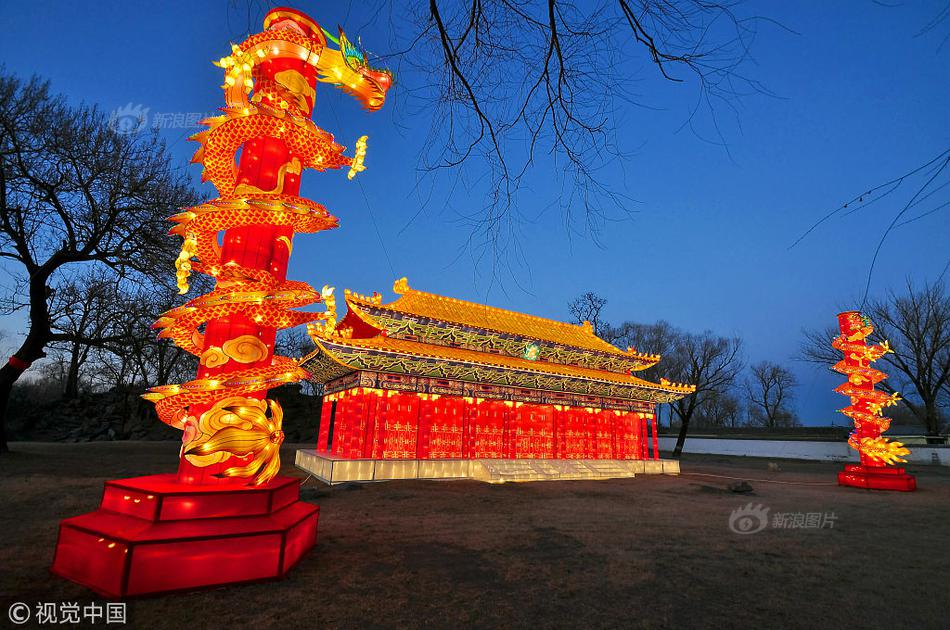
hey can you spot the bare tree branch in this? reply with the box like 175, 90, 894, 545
745, 360, 798, 428
388, 0, 771, 272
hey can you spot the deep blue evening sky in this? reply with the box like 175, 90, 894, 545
1, 1, 947, 425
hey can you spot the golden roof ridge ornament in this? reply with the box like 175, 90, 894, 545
369, 278, 653, 359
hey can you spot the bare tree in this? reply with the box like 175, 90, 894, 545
275, 327, 320, 396
693, 388, 743, 429
92, 283, 198, 392
608, 319, 681, 428
573, 314, 742, 439
606, 320, 679, 370
47, 270, 126, 398
745, 360, 798, 429
275, 326, 314, 360
0, 72, 196, 452
568, 291, 609, 337
665, 331, 743, 456
801, 281, 950, 439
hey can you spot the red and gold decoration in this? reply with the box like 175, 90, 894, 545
833, 311, 916, 491
52, 7, 392, 596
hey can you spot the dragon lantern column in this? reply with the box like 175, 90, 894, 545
50, 6, 392, 597
178, 10, 323, 485
833, 311, 916, 491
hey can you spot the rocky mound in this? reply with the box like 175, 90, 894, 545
8, 384, 322, 443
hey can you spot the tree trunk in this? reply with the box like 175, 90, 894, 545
0, 271, 54, 454
672, 416, 691, 458
0, 344, 45, 453
64, 341, 82, 399
925, 401, 943, 444
0, 366, 13, 453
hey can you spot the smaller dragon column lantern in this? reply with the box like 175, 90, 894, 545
832, 311, 916, 491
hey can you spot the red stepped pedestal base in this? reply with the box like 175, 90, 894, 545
838, 464, 917, 492
51, 474, 319, 597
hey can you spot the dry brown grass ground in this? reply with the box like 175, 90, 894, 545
1, 441, 947, 629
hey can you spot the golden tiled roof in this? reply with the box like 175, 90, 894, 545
345, 277, 658, 361
311, 333, 694, 396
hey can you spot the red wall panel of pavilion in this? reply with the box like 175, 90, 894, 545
383, 392, 420, 458
613, 412, 640, 459
426, 396, 465, 458
510, 404, 555, 459
318, 390, 656, 461
561, 408, 589, 459
471, 400, 506, 458
593, 411, 614, 459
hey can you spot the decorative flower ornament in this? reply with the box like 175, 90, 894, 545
183, 397, 286, 485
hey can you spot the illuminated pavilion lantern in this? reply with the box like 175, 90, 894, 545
51, 7, 392, 596
296, 278, 696, 483
833, 311, 916, 491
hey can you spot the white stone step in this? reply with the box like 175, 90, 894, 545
471, 458, 639, 483
294, 450, 677, 484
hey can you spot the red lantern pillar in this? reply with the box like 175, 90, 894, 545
642, 413, 651, 459
651, 413, 659, 460
179, 98, 312, 484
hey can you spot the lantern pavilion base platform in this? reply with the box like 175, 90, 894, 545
51, 474, 319, 598
296, 449, 679, 485
838, 464, 917, 492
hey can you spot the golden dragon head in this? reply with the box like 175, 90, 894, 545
317, 28, 393, 111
